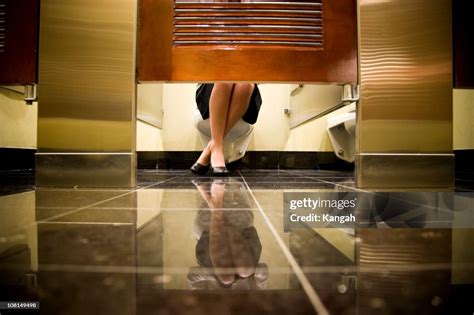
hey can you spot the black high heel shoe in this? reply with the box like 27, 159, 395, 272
210, 166, 229, 177
190, 162, 210, 175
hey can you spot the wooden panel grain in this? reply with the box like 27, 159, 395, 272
139, 0, 173, 82
139, 0, 357, 83
174, 2, 322, 11
0, 0, 39, 85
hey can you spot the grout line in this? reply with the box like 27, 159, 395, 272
37, 206, 260, 211
237, 170, 329, 315
37, 176, 182, 223
135, 188, 250, 191
37, 222, 133, 225
14, 262, 469, 275
280, 170, 449, 215
280, 169, 365, 193
281, 170, 460, 211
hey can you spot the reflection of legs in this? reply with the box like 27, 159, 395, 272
193, 182, 212, 206
208, 182, 255, 279
208, 182, 235, 286
209, 210, 235, 286
227, 225, 256, 278
196, 180, 256, 285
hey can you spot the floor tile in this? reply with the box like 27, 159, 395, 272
1, 169, 473, 315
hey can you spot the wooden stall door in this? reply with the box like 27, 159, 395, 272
139, 0, 357, 83
0, 0, 39, 85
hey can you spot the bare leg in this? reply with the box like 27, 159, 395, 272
209, 83, 254, 167
195, 142, 212, 166
195, 83, 254, 167
195, 83, 233, 167
209, 83, 233, 167
224, 83, 254, 135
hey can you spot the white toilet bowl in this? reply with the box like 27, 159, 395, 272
193, 109, 254, 163
327, 104, 356, 163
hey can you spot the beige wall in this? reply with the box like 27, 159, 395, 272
453, 89, 474, 150
0, 88, 37, 149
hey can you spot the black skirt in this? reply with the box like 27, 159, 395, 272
195, 84, 262, 125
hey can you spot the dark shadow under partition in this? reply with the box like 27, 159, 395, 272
0, 149, 351, 171
0, 148, 36, 170
137, 151, 354, 171
455, 150, 474, 177
455, 150, 474, 190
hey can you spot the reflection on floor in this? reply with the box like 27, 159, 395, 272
0, 169, 473, 315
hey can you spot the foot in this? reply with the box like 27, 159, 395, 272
210, 143, 226, 168
210, 166, 229, 177
190, 162, 210, 175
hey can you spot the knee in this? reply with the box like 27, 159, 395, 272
235, 83, 254, 96
214, 83, 234, 93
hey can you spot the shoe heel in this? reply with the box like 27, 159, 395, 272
190, 163, 210, 175
211, 166, 229, 177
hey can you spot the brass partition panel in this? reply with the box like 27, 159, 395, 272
37, 0, 137, 187
357, 0, 454, 188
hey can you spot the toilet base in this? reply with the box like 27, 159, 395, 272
327, 105, 356, 163
193, 109, 254, 163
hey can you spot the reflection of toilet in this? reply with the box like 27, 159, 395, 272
327, 103, 356, 163
193, 109, 254, 163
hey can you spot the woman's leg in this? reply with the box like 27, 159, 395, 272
207, 83, 254, 167
195, 83, 254, 168
224, 83, 254, 135
195, 83, 234, 166
208, 83, 234, 167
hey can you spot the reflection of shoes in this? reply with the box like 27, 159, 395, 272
211, 179, 227, 185
191, 179, 212, 189
190, 163, 210, 175
211, 166, 229, 177
214, 272, 235, 288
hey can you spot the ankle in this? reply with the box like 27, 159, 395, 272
205, 140, 213, 150
211, 143, 223, 153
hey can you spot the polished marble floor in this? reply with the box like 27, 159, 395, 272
0, 169, 474, 315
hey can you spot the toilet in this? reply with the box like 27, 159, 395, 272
193, 109, 254, 163
327, 103, 356, 163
